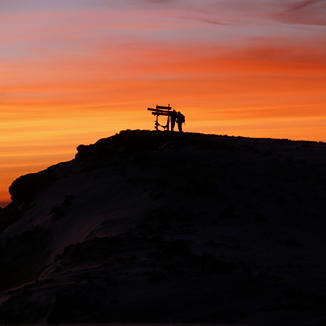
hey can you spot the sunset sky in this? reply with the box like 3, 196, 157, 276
1, 0, 326, 205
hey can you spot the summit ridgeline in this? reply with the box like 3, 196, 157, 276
1, 130, 326, 325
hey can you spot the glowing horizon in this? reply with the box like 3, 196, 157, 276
1, 0, 326, 204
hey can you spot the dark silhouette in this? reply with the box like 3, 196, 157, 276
176, 111, 185, 133
170, 110, 177, 131
147, 105, 172, 131
147, 105, 185, 132
3, 130, 326, 326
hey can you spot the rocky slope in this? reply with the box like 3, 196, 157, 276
1, 129, 326, 325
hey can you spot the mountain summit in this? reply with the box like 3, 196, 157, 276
1, 130, 326, 325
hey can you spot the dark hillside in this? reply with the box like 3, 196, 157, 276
1, 130, 326, 325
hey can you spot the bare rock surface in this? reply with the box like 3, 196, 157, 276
1, 130, 326, 325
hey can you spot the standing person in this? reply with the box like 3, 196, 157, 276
176, 111, 185, 133
170, 110, 177, 131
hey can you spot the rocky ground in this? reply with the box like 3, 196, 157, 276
1, 130, 326, 325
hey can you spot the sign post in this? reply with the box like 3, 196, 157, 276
147, 104, 172, 131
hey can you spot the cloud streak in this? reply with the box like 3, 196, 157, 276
273, 0, 326, 26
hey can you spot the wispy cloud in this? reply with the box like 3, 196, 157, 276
168, 0, 326, 27
273, 0, 326, 26
292, 0, 318, 10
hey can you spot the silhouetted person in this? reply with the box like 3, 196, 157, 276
176, 111, 185, 133
170, 110, 177, 131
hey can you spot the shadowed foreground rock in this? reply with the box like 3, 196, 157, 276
1, 130, 326, 325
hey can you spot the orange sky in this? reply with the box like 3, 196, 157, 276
1, 0, 326, 205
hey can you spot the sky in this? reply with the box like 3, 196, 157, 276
0, 0, 326, 205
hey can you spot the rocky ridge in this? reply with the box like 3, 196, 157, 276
1, 130, 326, 325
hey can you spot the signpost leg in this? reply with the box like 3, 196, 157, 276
155, 115, 159, 130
